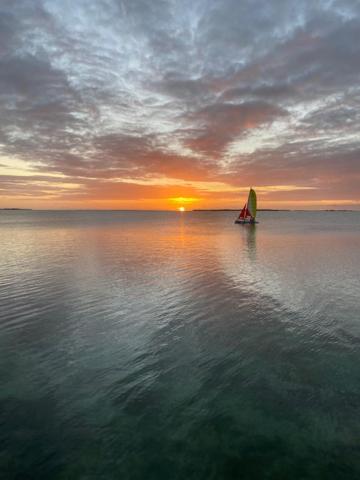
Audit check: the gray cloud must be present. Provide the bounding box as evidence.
[186,101,288,156]
[0,0,359,204]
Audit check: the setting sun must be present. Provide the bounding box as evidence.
[178,207,185,212]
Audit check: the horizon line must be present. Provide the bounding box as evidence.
[1,208,358,213]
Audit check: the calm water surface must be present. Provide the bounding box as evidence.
[1,211,360,479]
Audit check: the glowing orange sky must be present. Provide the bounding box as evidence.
[1,170,359,210]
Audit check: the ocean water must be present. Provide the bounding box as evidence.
[1,210,360,479]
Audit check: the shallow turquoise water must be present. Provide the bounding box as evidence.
[1,210,360,479]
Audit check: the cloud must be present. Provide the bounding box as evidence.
[186,101,288,156]
[0,0,359,207]
[221,84,296,101]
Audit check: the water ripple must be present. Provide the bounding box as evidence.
[1,211,360,478]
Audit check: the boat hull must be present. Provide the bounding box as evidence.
[234,219,259,224]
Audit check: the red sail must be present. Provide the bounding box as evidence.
[239,204,247,219]
[245,207,252,218]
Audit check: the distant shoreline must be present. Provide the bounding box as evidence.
[192,209,355,212]
[193,208,289,212]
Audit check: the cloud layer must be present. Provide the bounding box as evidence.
[0,0,360,208]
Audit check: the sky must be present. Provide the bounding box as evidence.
[1,0,360,210]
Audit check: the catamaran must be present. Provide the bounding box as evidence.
[235,188,258,224]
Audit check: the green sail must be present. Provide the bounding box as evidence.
[247,188,257,218]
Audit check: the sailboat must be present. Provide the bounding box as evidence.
[235,188,258,224]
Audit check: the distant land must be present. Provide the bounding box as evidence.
[192,209,355,212]
[0,208,33,211]
[192,208,289,212]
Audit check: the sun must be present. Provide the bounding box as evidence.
[178,207,185,212]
